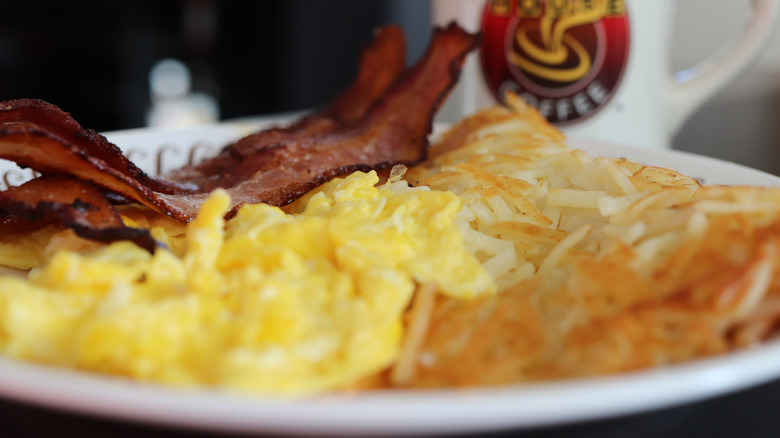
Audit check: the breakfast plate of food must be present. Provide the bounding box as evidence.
[2,23,780,436]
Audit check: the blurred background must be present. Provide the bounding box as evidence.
[0,0,431,131]
[1,0,779,172]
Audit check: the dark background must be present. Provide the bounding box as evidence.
[0,0,431,132]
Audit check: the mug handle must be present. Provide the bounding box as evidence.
[664,0,780,136]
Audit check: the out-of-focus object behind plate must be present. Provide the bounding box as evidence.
[146,58,219,128]
[433,0,780,151]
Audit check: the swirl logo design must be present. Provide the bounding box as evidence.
[480,0,629,125]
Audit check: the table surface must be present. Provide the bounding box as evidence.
[3,376,780,438]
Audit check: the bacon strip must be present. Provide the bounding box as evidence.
[0,99,181,194]
[0,23,479,245]
[0,103,193,219]
[163,24,408,189]
[0,174,157,251]
[163,22,480,215]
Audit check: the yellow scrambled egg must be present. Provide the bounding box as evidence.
[0,171,494,396]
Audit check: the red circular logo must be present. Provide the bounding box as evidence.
[479,0,630,125]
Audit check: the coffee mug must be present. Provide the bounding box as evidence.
[434,0,780,150]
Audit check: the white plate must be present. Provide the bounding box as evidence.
[1,124,780,436]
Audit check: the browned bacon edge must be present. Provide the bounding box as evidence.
[0,23,479,249]
[0,174,157,251]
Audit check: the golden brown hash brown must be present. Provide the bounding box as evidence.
[386,93,780,388]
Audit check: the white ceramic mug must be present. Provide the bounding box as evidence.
[434,0,780,149]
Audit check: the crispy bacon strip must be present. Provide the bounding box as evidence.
[164,24,408,188]
[0,99,180,194]
[163,22,480,214]
[0,174,157,251]
[0,102,194,220]
[0,23,478,233]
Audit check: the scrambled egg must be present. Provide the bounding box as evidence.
[0,171,494,396]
